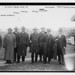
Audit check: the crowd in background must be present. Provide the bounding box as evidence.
[0,26,66,65]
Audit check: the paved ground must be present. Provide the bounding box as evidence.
[0,45,74,71]
[0,59,67,71]
[0,58,75,72]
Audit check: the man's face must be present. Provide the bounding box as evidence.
[41,29,45,32]
[34,30,38,33]
[14,29,18,32]
[47,31,51,34]
[59,31,62,34]
[8,29,12,33]
[21,28,25,32]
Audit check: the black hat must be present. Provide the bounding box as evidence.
[58,28,63,32]
[33,27,38,30]
[47,28,51,32]
[21,26,26,30]
[8,28,12,31]
[14,27,18,30]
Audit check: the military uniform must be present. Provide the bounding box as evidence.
[17,32,29,63]
[30,32,39,63]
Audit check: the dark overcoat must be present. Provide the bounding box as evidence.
[57,35,66,55]
[46,34,54,59]
[39,32,47,55]
[53,37,58,59]
[18,32,30,56]
[13,31,19,53]
[30,32,39,53]
[13,31,19,48]
[0,35,2,48]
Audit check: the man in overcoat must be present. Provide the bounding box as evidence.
[13,27,19,63]
[17,26,30,63]
[0,34,2,49]
[57,28,66,65]
[46,29,54,63]
[3,28,16,64]
[39,27,47,63]
[30,28,39,63]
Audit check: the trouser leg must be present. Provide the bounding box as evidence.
[58,54,61,64]
[6,60,11,64]
[14,50,16,62]
[48,56,51,63]
[43,52,47,63]
[61,54,64,65]
[6,60,9,63]
[22,56,25,62]
[31,52,34,63]
[14,48,18,62]
[17,55,20,63]
[48,51,51,63]
[43,55,47,63]
[9,60,11,63]
[39,54,42,62]
[35,53,38,62]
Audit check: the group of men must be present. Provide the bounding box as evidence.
[0,26,66,65]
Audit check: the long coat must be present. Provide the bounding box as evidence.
[3,33,16,61]
[53,37,58,59]
[18,32,29,56]
[57,34,66,55]
[0,35,2,48]
[30,32,39,53]
[46,34,54,59]
[13,31,19,48]
[39,32,47,55]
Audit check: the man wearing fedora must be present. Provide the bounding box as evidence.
[57,28,66,65]
[13,27,19,63]
[46,28,54,63]
[3,28,16,64]
[17,26,30,63]
[38,27,48,63]
[30,27,39,63]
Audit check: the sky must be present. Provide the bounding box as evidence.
[0,5,75,31]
